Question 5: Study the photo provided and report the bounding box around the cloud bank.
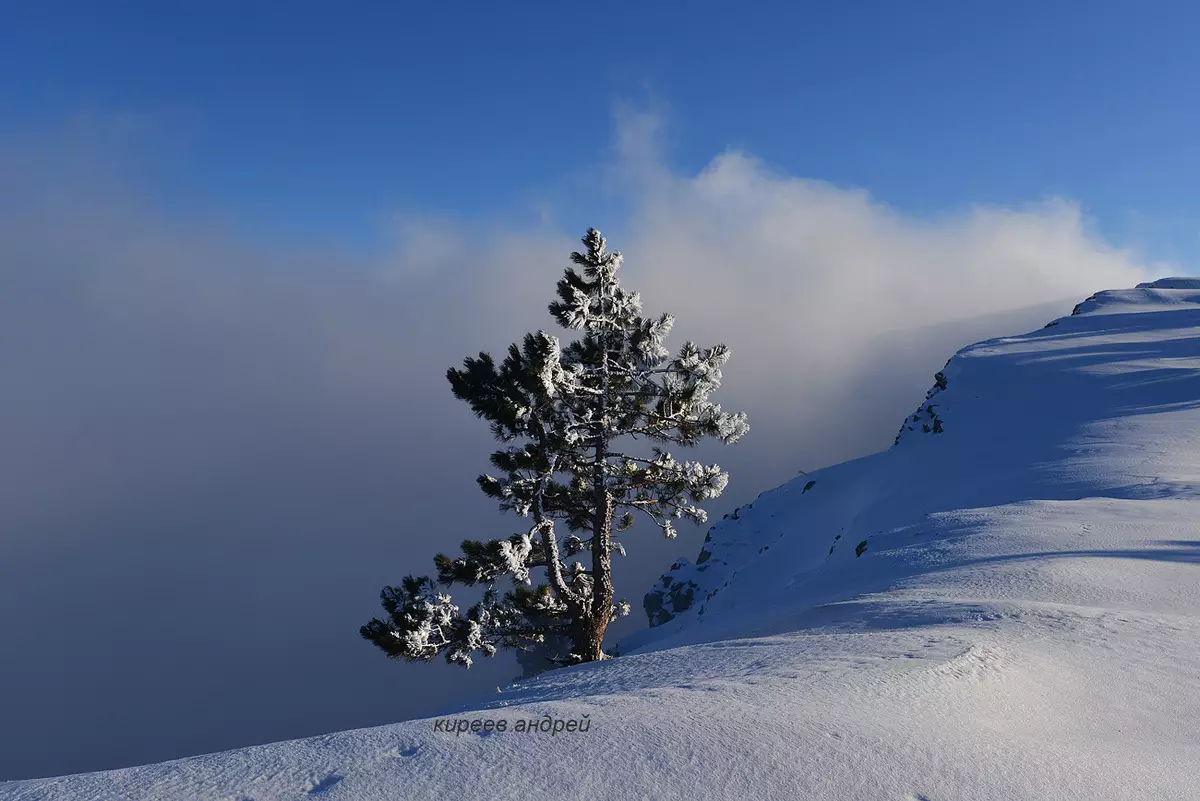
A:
[0,112,1162,779]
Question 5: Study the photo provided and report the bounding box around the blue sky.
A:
[5,1,1199,262]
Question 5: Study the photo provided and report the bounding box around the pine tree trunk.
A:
[575,490,614,662]
[594,491,615,614]
[573,615,607,663]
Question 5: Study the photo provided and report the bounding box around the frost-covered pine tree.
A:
[361,228,748,667]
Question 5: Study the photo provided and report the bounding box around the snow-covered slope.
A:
[8,278,1200,801]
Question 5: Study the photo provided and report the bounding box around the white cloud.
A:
[602,115,1166,473]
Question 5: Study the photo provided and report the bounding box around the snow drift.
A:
[6,278,1200,800]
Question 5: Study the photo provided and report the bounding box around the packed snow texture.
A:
[6,278,1200,800]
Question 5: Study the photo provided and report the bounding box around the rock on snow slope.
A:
[6,278,1200,801]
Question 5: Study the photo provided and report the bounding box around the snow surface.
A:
[7,278,1200,800]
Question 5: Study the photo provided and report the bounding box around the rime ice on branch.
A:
[361,228,748,667]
